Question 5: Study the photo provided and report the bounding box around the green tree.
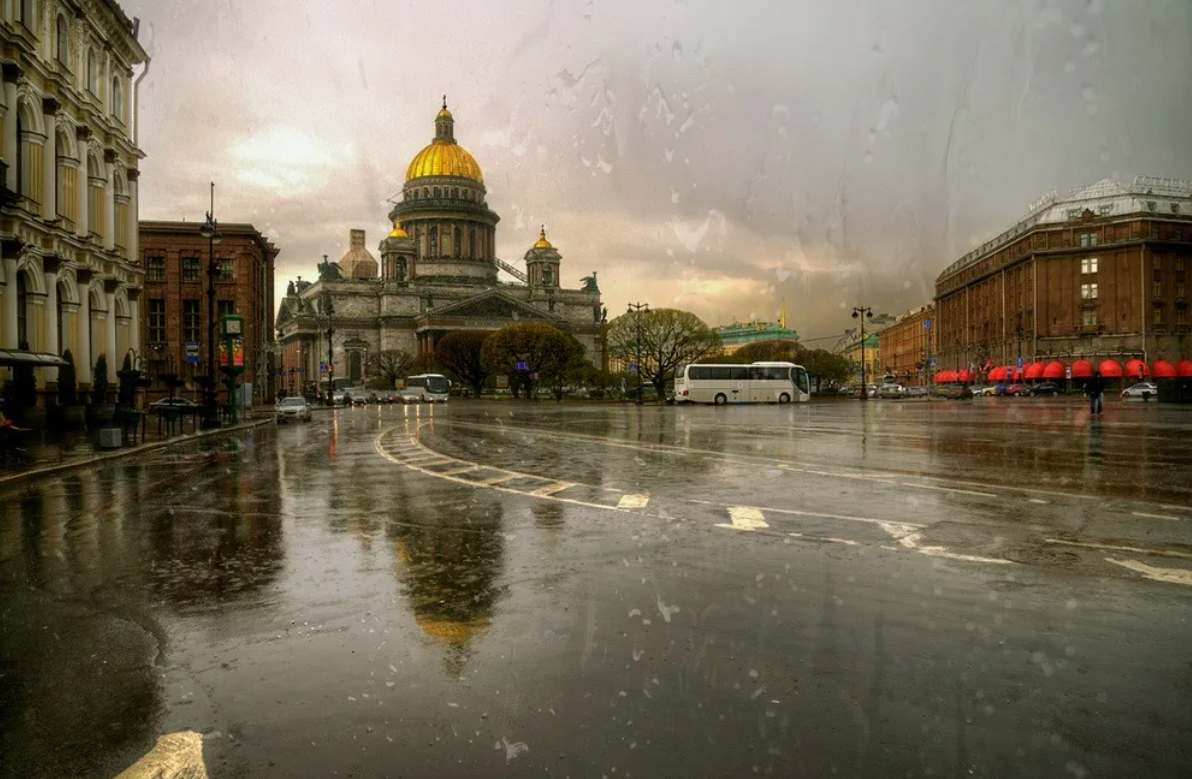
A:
[605,308,721,398]
[481,323,576,400]
[435,331,492,397]
[366,349,415,386]
[802,349,851,391]
[731,339,806,365]
[541,334,588,401]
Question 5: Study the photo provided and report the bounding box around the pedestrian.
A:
[1084,369,1106,416]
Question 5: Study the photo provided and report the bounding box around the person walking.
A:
[1084,369,1106,416]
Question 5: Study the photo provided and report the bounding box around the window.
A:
[429,227,438,256]
[1150,226,1160,239]
[1081,283,1098,300]
[182,300,200,343]
[16,273,28,347]
[433,186,440,198]
[182,257,200,282]
[454,226,462,258]
[112,76,123,119]
[1081,257,1098,274]
[1177,308,1188,326]
[1152,280,1162,297]
[56,14,69,65]
[469,229,476,258]
[1066,209,1079,220]
[1177,230,1184,242]
[1097,204,1112,216]
[1081,309,1097,327]
[87,49,98,94]
[1174,203,1182,215]
[542,265,553,286]
[148,299,166,343]
[452,187,459,199]
[146,256,165,282]
[217,300,235,317]
[1153,306,1163,325]
[1147,201,1157,212]
[18,0,35,31]
[1079,232,1098,247]
[217,258,235,282]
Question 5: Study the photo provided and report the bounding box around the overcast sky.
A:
[124,0,1192,343]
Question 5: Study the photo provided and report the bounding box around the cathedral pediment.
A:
[426,290,557,322]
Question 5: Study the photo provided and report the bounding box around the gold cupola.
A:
[405,97,485,183]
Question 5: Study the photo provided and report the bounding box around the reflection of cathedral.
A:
[277,101,603,385]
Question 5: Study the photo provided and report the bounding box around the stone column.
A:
[103,149,116,251]
[76,127,90,238]
[76,269,93,384]
[104,279,119,380]
[2,249,18,349]
[127,168,140,262]
[2,64,20,192]
[127,287,140,353]
[41,98,58,219]
[44,254,60,355]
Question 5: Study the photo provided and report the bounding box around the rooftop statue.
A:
[580,271,600,293]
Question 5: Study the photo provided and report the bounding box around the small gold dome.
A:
[389,221,409,238]
[533,226,553,249]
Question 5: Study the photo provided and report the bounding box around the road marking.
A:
[439,465,481,476]
[1106,558,1192,586]
[884,527,1013,565]
[1029,498,1049,504]
[617,494,650,509]
[715,506,769,531]
[1130,511,1181,522]
[1044,538,1192,560]
[898,482,997,498]
[691,500,926,530]
[481,473,521,485]
[531,482,577,497]
[1159,504,1192,512]
[790,532,859,546]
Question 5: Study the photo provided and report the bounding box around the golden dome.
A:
[533,226,553,249]
[388,221,409,238]
[406,141,484,182]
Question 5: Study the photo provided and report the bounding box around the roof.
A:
[716,321,800,345]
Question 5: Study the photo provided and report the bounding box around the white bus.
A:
[402,373,451,403]
[674,361,811,405]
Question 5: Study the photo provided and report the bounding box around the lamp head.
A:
[199,219,214,239]
[852,311,859,319]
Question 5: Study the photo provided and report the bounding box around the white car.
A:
[1121,382,1158,399]
[276,396,311,422]
[876,383,905,398]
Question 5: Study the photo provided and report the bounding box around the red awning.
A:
[957,368,973,383]
[1024,361,1045,380]
[1070,358,1093,378]
[1124,358,1149,378]
[1152,360,1177,379]
[1176,360,1192,377]
[1099,359,1123,378]
[988,366,1007,381]
[935,370,955,384]
[1042,360,1066,380]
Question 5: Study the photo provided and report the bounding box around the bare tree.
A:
[435,331,492,397]
[366,349,415,386]
[606,308,721,397]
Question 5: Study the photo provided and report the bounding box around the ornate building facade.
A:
[0,0,148,387]
[277,102,603,389]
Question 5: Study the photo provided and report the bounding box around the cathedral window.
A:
[423,187,429,198]
[429,227,438,256]
[433,186,440,198]
[543,266,553,287]
[469,229,476,258]
[452,187,459,199]
[454,227,462,258]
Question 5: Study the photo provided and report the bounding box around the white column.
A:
[2,256,17,348]
[105,287,118,380]
[129,295,139,353]
[103,157,115,251]
[76,146,89,237]
[77,287,92,384]
[44,267,58,355]
[127,170,139,262]
[41,109,56,219]
[2,81,16,192]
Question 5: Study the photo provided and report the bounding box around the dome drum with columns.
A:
[277,100,604,388]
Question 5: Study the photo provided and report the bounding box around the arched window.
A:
[87,49,98,94]
[454,227,462,258]
[111,76,123,119]
[56,15,69,65]
[423,187,429,199]
[16,272,28,348]
[543,266,553,287]
[18,0,36,32]
[433,186,440,198]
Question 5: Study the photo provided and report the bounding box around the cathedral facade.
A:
[276,102,603,391]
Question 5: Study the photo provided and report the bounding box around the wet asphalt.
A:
[1,397,1191,778]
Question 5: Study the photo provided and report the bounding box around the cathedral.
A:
[276,100,604,389]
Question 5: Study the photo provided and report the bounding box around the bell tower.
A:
[379,222,415,282]
[523,226,561,289]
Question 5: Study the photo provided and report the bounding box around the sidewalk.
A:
[0,414,274,489]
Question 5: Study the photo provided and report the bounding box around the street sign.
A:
[1065,367,1072,379]
[628,363,638,374]
[1016,356,1024,369]
[923,320,931,329]
[929,358,937,368]
[320,363,328,373]
[184,342,200,363]
[515,361,529,371]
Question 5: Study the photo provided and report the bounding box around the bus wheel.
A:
[714,393,728,406]
[778,393,791,404]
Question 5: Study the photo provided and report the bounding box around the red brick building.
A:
[877,305,936,385]
[935,177,1192,376]
[138,221,279,403]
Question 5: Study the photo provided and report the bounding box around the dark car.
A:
[932,384,973,399]
[1027,381,1062,396]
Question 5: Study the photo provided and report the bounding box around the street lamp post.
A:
[851,306,873,399]
[627,301,649,404]
[198,182,222,429]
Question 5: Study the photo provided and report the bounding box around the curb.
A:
[0,418,275,490]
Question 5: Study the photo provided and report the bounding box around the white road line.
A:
[1028,498,1049,504]
[1159,504,1192,512]
[790,532,859,546]
[898,482,997,498]
[714,506,769,531]
[480,473,522,485]
[891,531,1013,564]
[439,465,481,476]
[1130,511,1181,521]
[531,482,577,497]
[690,500,926,529]
[1044,538,1192,560]
[1106,558,1192,586]
[617,494,650,509]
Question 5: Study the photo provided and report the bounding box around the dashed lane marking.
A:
[898,482,997,498]
[790,532,859,546]
[1131,511,1181,522]
[691,500,926,529]
[1106,558,1192,586]
[1029,498,1049,504]
[616,494,650,509]
[714,506,769,531]
[1044,538,1192,560]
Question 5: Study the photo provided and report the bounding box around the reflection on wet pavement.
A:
[2,401,1191,778]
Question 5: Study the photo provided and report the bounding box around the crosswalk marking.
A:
[715,506,769,531]
[1106,558,1192,586]
[617,494,650,509]
[531,482,577,497]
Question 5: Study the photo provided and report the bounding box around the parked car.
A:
[905,386,929,398]
[972,385,998,397]
[1004,383,1030,396]
[275,396,311,422]
[1027,381,1063,396]
[1121,381,1158,399]
[343,386,376,405]
[932,384,973,399]
[876,383,906,399]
